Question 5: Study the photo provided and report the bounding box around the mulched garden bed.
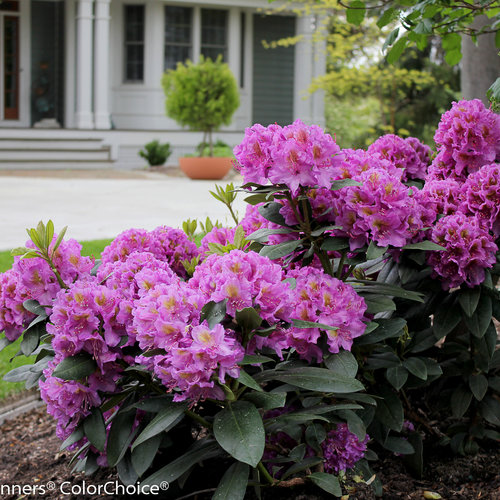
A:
[0,405,499,499]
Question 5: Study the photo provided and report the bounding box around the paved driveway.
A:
[0,170,246,250]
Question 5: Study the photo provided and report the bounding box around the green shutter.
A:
[252,15,295,126]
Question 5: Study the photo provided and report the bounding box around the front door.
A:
[0,1,20,121]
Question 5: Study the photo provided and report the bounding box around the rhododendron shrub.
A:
[1,100,499,498]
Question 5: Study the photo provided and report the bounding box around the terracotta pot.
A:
[178,156,234,180]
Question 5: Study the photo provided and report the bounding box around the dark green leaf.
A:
[84,408,106,452]
[247,227,294,243]
[451,385,473,418]
[213,401,265,467]
[258,367,364,393]
[330,178,362,190]
[458,288,481,317]
[52,353,97,381]
[480,396,500,426]
[117,452,138,486]
[237,370,263,392]
[364,296,396,314]
[243,391,286,410]
[282,457,323,480]
[383,436,414,455]
[433,300,461,339]
[240,354,274,365]
[107,410,137,467]
[469,374,488,401]
[131,434,162,477]
[213,461,249,500]
[309,472,342,496]
[133,396,173,413]
[464,296,492,338]
[305,423,327,452]
[351,281,424,302]
[142,441,220,486]
[385,366,408,390]
[403,358,427,380]
[325,350,358,378]
[356,318,406,345]
[3,364,36,382]
[366,241,388,260]
[60,426,84,451]
[375,387,404,432]
[258,202,287,226]
[402,241,444,251]
[339,409,366,441]
[22,299,46,316]
[321,237,350,251]
[235,307,262,333]
[132,402,187,450]
[292,318,337,331]
[403,432,423,478]
[260,239,303,260]
[346,0,366,26]
[0,337,11,352]
[200,300,227,328]
[20,327,40,356]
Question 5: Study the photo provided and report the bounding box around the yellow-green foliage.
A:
[162,56,240,135]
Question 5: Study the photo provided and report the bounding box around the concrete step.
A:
[0,160,115,170]
[0,138,108,150]
[0,148,111,161]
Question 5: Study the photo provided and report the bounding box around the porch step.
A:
[0,160,114,170]
[0,135,114,168]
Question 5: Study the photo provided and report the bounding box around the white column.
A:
[311,14,326,128]
[94,0,111,129]
[228,8,240,85]
[75,0,94,129]
[192,7,201,63]
[64,0,76,128]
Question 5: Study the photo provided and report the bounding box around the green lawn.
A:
[0,238,112,398]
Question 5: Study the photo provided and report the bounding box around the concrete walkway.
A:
[0,169,247,250]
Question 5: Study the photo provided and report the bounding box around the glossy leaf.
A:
[325,350,358,378]
[260,239,303,260]
[200,300,227,328]
[309,472,342,496]
[131,434,162,477]
[403,358,428,380]
[107,410,138,467]
[243,391,286,410]
[213,461,249,500]
[451,385,472,418]
[84,408,106,452]
[375,387,404,432]
[213,401,265,467]
[464,296,492,338]
[469,373,488,401]
[386,365,408,390]
[132,403,187,450]
[52,353,97,381]
[458,288,481,317]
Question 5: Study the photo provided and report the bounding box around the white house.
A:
[0,0,325,168]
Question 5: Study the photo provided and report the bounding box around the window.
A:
[201,9,227,61]
[124,5,144,82]
[164,6,192,71]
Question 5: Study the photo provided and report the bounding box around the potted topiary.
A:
[162,55,240,180]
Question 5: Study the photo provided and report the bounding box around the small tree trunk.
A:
[461,15,500,105]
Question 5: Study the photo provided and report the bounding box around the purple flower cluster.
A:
[460,163,500,237]
[431,99,500,180]
[199,226,237,257]
[322,423,369,473]
[368,134,431,181]
[48,279,127,369]
[234,120,342,194]
[332,168,426,249]
[189,250,293,323]
[0,238,94,341]
[286,267,366,361]
[101,226,199,278]
[428,213,497,289]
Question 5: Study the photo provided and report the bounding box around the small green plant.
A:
[162,56,239,156]
[138,140,172,167]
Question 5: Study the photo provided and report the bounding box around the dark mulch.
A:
[0,406,499,499]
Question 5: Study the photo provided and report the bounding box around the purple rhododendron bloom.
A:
[286,266,367,361]
[322,423,369,473]
[432,99,500,179]
[428,212,497,289]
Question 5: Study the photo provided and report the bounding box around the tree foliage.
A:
[162,56,240,155]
